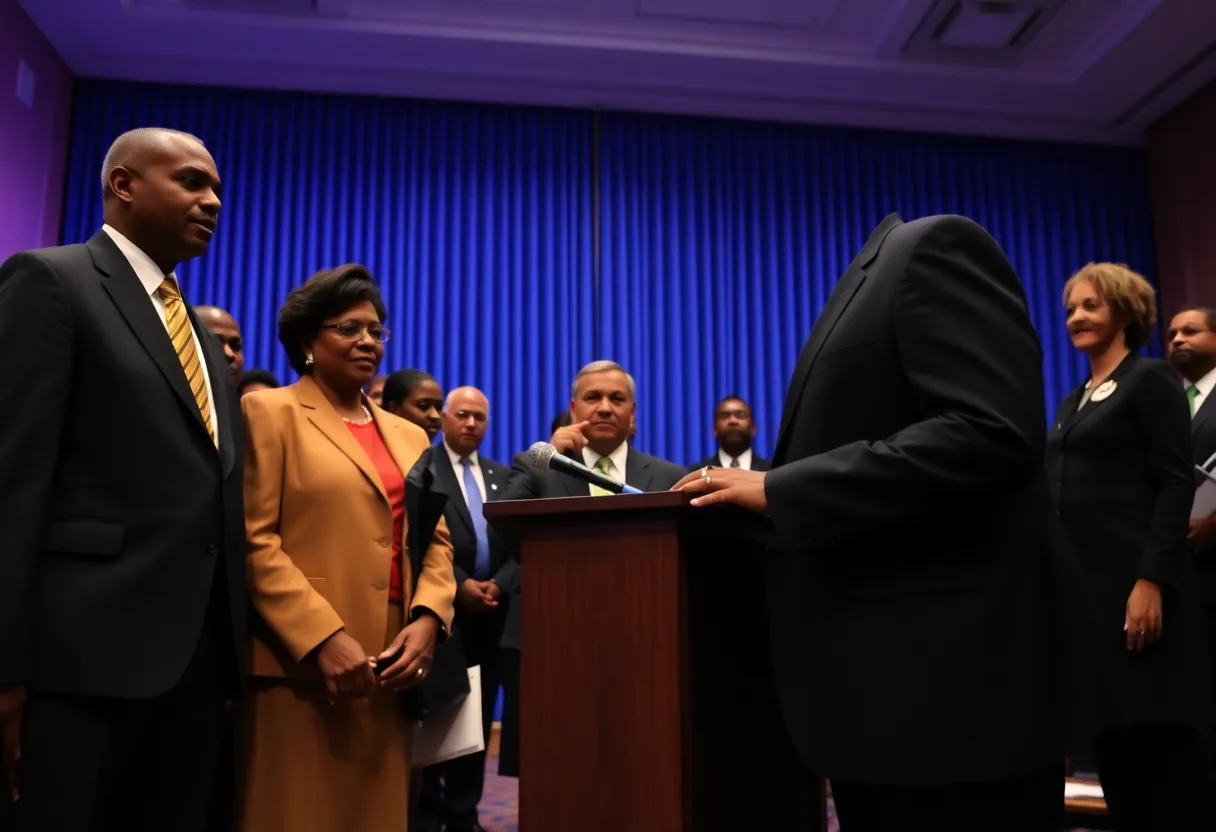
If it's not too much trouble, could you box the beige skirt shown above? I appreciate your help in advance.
[237,603,409,832]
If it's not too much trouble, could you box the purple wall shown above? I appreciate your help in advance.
[0,0,72,256]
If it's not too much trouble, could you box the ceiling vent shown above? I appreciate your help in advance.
[903,0,1065,65]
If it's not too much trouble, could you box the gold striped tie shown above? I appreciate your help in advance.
[158,277,214,440]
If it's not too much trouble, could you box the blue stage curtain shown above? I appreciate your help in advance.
[598,113,1158,465]
[61,81,595,462]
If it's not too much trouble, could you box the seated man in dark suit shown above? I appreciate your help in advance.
[689,394,772,472]
[414,387,510,832]
[493,360,685,778]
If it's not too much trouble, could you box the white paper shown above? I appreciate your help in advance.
[409,665,485,768]
[1191,465,1216,521]
[1064,781,1104,800]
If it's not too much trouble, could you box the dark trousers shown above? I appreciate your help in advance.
[831,764,1062,832]
[4,631,224,832]
[413,627,503,832]
[2,565,233,832]
[497,647,520,779]
[1095,724,1211,831]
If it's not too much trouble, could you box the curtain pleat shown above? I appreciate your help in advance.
[62,83,1156,467]
[597,114,1157,464]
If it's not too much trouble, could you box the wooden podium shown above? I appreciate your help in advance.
[484,490,825,832]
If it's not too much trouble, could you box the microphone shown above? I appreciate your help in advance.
[526,442,643,495]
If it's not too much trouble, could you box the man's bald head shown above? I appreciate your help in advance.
[100,128,206,197]
[99,127,222,275]
[194,304,244,380]
[441,386,490,457]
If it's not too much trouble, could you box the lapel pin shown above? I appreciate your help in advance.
[1091,380,1117,402]
[491,483,498,491]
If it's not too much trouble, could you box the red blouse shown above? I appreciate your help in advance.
[346,420,407,601]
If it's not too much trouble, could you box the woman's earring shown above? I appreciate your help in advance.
[305,353,314,366]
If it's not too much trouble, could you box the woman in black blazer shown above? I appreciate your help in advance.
[1047,263,1210,830]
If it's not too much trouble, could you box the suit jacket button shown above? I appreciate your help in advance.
[372,580,388,591]
[207,544,218,555]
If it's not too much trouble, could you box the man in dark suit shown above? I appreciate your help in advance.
[689,394,772,472]
[676,214,1090,830]
[0,128,245,831]
[415,386,510,832]
[495,360,686,778]
[1167,304,1216,767]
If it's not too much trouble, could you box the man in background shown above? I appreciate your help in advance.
[415,387,510,832]
[0,127,245,831]
[1167,304,1216,769]
[195,304,244,381]
[688,394,771,472]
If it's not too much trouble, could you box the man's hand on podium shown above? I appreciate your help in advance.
[673,467,768,514]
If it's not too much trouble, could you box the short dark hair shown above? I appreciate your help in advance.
[277,264,387,375]
[1176,305,1216,332]
[715,394,751,415]
[549,411,572,435]
[237,369,280,394]
[382,369,437,409]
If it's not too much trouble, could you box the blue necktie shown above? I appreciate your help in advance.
[461,457,491,579]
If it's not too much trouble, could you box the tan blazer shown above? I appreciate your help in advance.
[242,376,456,679]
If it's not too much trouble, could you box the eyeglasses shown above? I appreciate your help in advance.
[320,321,392,343]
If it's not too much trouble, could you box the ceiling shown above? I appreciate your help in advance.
[20,0,1216,145]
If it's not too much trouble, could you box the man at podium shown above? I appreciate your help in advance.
[675,214,1093,831]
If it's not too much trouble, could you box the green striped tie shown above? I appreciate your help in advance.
[590,456,614,496]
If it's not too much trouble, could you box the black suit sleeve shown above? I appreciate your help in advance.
[765,216,1045,550]
[0,253,74,683]
[492,453,537,592]
[1130,362,1196,590]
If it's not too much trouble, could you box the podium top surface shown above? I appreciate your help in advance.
[483,489,692,519]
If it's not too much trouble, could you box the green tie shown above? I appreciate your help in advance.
[1188,385,1201,417]
[590,456,614,497]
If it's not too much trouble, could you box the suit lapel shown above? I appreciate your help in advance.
[433,448,474,534]
[551,454,589,498]
[192,313,237,476]
[774,214,902,458]
[625,448,652,492]
[92,231,213,446]
[482,458,507,502]
[296,377,387,504]
[1061,353,1139,439]
[1194,392,1216,447]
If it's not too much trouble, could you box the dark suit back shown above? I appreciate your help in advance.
[0,231,245,697]
[1193,393,1216,603]
[764,214,1096,785]
[496,445,686,649]
[688,453,772,473]
[1045,353,1208,730]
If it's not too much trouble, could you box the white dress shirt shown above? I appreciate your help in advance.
[1189,366,1216,419]
[582,442,629,494]
[102,224,219,449]
[718,447,754,470]
[445,441,487,505]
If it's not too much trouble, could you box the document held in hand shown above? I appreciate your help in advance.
[1192,455,1216,521]
[409,665,485,768]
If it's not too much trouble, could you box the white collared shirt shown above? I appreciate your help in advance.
[445,441,486,505]
[102,224,219,449]
[582,442,629,494]
[1189,366,1216,419]
[718,447,754,470]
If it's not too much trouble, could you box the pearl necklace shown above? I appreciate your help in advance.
[341,405,374,426]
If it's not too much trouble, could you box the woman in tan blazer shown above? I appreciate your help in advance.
[238,264,456,832]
